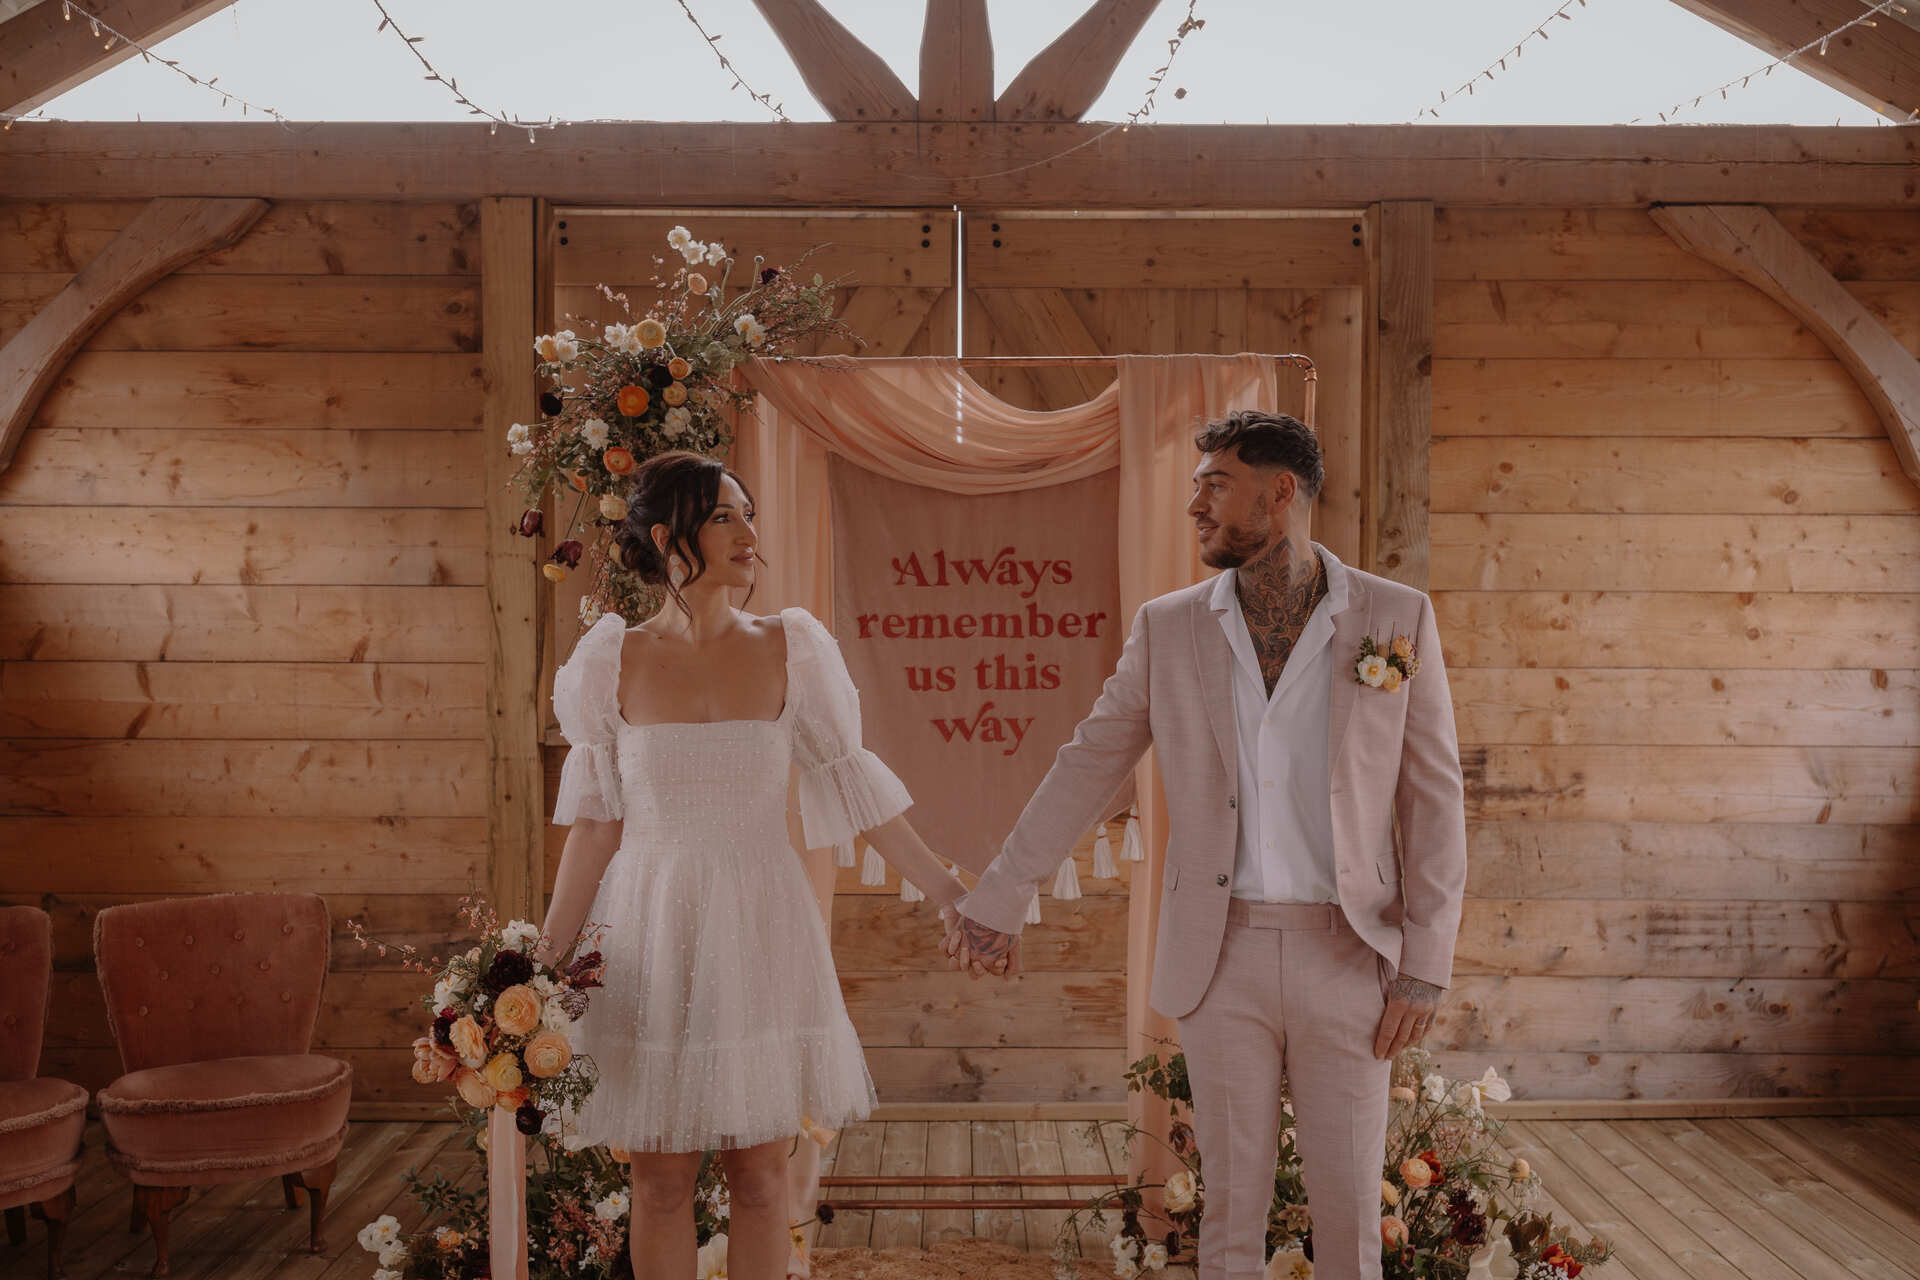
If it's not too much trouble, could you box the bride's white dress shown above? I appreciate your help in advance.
[550,606,906,1153]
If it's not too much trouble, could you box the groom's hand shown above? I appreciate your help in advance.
[941,909,1020,980]
[1374,975,1444,1060]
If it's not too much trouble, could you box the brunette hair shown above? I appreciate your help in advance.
[1193,409,1324,500]
[610,451,758,616]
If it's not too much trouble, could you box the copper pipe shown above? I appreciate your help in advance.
[819,1174,1121,1187]
[815,1198,1121,1210]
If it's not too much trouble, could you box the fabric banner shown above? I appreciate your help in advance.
[829,457,1126,874]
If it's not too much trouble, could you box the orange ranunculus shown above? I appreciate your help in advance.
[662,382,688,407]
[495,1086,529,1111]
[449,1015,488,1068]
[668,357,692,380]
[616,384,650,416]
[603,447,636,476]
[1380,1216,1409,1247]
[1542,1246,1583,1277]
[481,1052,523,1094]
[452,1066,497,1109]
[1417,1149,1446,1185]
[1399,1156,1434,1189]
[635,318,668,348]
[411,1036,458,1084]
[523,1030,574,1078]
[567,470,591,493]
[492,985,542,1036]
[541,563,568,583]
[608,1146,633,1164]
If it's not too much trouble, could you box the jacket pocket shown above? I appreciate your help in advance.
[1376,852,1400,883]
[1163,865,1179,892]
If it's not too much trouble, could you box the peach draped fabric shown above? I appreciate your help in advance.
[733,354,1279,1198]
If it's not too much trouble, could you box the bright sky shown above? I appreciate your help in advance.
[35,0,1891,127]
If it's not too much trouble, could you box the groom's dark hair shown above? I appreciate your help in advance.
[1194,410,1324,500]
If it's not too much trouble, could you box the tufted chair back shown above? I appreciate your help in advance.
[93,893,331,1073]
[0,905,52,1082]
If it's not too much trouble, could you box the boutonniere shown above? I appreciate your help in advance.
[1355,634,1420,692]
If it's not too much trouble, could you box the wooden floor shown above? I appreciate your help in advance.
[12,1116,1919,1278]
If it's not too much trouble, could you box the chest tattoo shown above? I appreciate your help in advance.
[1237,548,1327,698]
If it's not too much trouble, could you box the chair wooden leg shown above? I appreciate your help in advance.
[41,1186,76,1280]
[280,1173,304,1210]
[133,1185,187,1278]
[128,1192,144,1235]
[298,1161,337,1255]
[5,1205,26,1245]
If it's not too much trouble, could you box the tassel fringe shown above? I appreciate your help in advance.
[835,841,856,868]
[900,876,925,903]
[1120,806,1145,862]
[861,846,888,886]
[1051,856,1082,901]
[1026,892,1043,925]
[1091,823,1117,879]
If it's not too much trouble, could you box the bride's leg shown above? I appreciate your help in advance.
[719,1139,793,1280]
[627,1150,703,1280]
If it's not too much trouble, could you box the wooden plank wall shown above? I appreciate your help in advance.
[0,199,489,1108]
[1428,207,1920,1099]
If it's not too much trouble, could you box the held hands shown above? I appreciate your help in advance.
[1374,974,1445,1060]
[938,903,1021,980]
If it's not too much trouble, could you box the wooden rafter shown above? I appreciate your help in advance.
[1,0,240,116]
[1667,0,1920,121]
[4,123,1917,207]
[1651,203,1920,489]
[918,0,993,121]
[0,196,266,474]
[1363,201,1434,586]
[747,0,914,122]
[997,0,1163,121]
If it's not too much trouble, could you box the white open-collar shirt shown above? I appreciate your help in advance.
[1208,544,1349,904]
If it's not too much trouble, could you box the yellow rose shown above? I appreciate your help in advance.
[523,1030,574,1079]
[449,1015,488,1068]
[1399,1157,1434,1189]
[1163,1168,1198,1213]
[636,318,668,349]
[1381,667,1404,693]
[492,984,542,1037]
[1381,1178,1400,1207]
[481,1052,523,1094]
[1391,635,1413,660]
[453,1067,497,1109]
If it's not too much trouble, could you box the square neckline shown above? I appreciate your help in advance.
[612,613,796,732]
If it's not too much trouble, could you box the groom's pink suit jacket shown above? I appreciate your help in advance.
[958,560,1469,1018]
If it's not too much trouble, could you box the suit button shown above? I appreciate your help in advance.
[1216,874,1229,886]
[1227,796,1237,809]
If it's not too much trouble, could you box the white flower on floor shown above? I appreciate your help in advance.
[1467,1236,1517,1280]
[593,1189,630,1221]
[356,1215,401,1252]
[506,423,533,456]
[733,313,768,346]
[1163,1168,1198,1213]
[1451,1066,1513,1114]
[583,1243,599,1265]
[373,1270,401,1280]
[1266,1246,1312,1279]
[1141,1241,1168,1271]
[561,1128,594,1153]
[696,1232,729,1279]
[500,919,542,952]
[1110,1233,1142,1279]
[1421,1073,1449,1103]
[377,1242,408,1268]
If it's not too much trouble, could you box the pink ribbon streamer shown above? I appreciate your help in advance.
[486,1109,530,1280]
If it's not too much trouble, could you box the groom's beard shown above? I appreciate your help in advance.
[1199,498,1273,569]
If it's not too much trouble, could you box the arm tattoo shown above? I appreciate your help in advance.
[1235,536,1327,696]
[1388,975,1443,1007]
[962,918,1016,961]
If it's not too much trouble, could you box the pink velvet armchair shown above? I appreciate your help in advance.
[93,893,352,1277]
[0,905,87,1280]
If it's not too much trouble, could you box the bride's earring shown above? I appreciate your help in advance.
[668,555,689,589]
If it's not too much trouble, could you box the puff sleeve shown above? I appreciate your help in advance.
[784,607,913,852]
[550,613,628,825]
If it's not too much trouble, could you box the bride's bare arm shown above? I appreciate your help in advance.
[535,817,622,969]
[859,815,969,910]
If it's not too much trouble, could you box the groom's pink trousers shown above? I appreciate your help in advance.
[1176,900,1393,1280]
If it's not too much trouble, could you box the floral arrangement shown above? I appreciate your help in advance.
[1356,633,1420,693]
[1055,1046,1611,1280]
[508,225,856,623]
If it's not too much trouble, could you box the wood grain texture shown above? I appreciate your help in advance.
[747,0,915,121]
[965,213,1367,288]
[1365,201,1433,585]
[551,211,953,288]
[0,0,241,115]
[919,0,994,122]
[1651,204,1920,486]
[838,971,1126,1046]
[995,0,1163,121]
[0,197,267,472]
[1667,0,1920,121]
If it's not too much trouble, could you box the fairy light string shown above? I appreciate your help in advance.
[1413,0,1589,121]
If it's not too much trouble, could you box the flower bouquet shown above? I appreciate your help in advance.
[1056,1046,1612,1279]
[508,224,857,623]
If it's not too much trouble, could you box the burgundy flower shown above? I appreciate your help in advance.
[558,988,590,1019]
[515,1102,545,1136]
[482,948,534,995]
[760,267,780,284]
[540,390,564,417]
[517,508,545,538]
[816,1204,836,1225]
[551,539,584,569]
[1163,1230,1180,1256]
[433,1008,456,1048]
[566,951,604,986]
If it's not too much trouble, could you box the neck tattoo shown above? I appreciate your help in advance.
[1235,536,1326,697]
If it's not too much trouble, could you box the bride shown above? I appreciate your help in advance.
[533,450,977,1280]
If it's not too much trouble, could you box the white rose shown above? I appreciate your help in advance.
[432,978,455,1014]
[733,313,767,346]
[1142,1242,1168,1271]
[500,920,541,952]
[1267,1247,1313,1279]
[1421,1073,1449,1103]
[378,1242,408,1268]
[696,1232,729,1279]
[541,998,575,1032]
[553,329,579,363]
[531,973,561,998]
[705,241,727,265]
[663,406,692,438]
[561,1129,594,1152]
[667,225,694,254]
[1163,1169,1197,1213]
[534,333,561,362]
[580,416,610,450]
[680,239,708,267]
[602,322,631,350]
[506,422,532,456]
[1110,1235,1140,1263]
[1358,654,1388,687]
[594,1190,630,1221]
[373,1271,401,1280]
[357,1215,401,1253]
[448,967,472,995]
[1114,1255,1142,1280]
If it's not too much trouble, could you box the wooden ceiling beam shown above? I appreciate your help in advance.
[997,0,1163,121]
[1667,0,1920,121]
[1651,203,1920,488]
[918,0,994,121]
[2,122,1916,207]
[1,0,240,116]
[747,0,914,122]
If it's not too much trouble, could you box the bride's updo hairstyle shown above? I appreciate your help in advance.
[610,450,760,617]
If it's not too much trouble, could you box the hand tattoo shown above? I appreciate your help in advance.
[1236,537,1327,696]
[1388,975,1443,1007]
[962,918,1017,964]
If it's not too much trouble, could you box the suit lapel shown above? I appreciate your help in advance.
[1327,575,1370,773]
[1189,590,1239,783]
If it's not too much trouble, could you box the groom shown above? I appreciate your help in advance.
[943,410,1467,1280]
